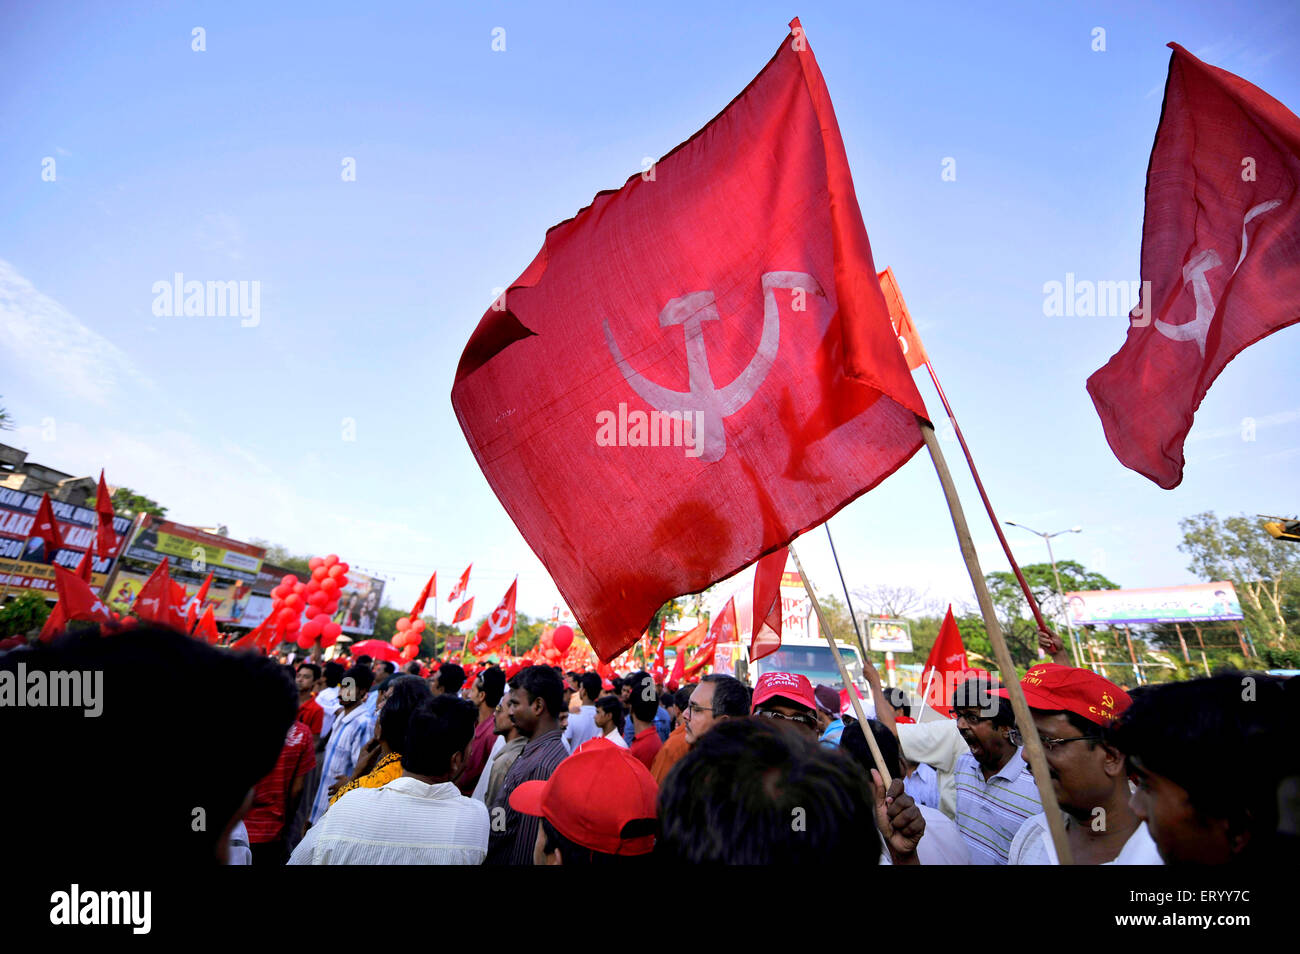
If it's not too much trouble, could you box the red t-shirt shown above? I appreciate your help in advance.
[629,726,663,770]
[244,721,317,844]
[297,697,324,736]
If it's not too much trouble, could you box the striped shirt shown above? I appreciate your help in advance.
[953,749,1042,865]
[309,703,375,824]
[485,728,568,865]
[288,777,489,865]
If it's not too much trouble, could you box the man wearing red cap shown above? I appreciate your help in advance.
[511,738,658,864]
[999,665,1161,865]
[750,672,820,741]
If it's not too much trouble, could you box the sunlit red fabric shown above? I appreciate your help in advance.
[917,605,969,718]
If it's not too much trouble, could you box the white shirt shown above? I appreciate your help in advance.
[897,719,966,820]
[316,686,343,738]
[603,727,629,748]
[289,776,489,865]
[562,704,601,750]
[227,820,252,865]
[1009,814,1164,865]
[472,735,506,802]
[880,805,972,866]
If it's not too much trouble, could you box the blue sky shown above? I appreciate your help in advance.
[2,0,1297,626]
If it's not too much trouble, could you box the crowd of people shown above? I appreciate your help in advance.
[3,623,1296,866]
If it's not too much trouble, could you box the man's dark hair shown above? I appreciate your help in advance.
[375,660,397,678]
[1,625,294,865]
[540,817,654,866]
[952,672,1014,728]
[594,694,625,735]
[403,661,423,676]
[479,666,506,708]
[628,671,658,723]
[657,717,879,864]
[700,674,750,716]
[403,695,478,778]
[340,663,374,701]
[379,675,434,755]
[882,687,910,718]
[353,654,373,668]
[675,686,695,710]
[516,664,565,718]
[578,672,602,703]
[611,676,625,694]
[838,717,903,781]
[297,662,321,682]
[1106,671,1297,862]
[436,663,467,695]
[323,661,346,688]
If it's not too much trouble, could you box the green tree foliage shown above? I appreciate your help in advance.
[0,397,13,431]
[87,487,167,518]
[1178,512,1300,650]
[0,590,51,638]
[983,561,1119,668]
[248,540,312,577]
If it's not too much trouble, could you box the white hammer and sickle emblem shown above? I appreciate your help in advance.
[487,606,513,637]
[1155,199,1280,355]
[603,271,824,462]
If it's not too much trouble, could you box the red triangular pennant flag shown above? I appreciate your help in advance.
[450,20,926,661]
[229,617,271,653]
[1087,44,1300,489]
[133,559,176,625]
[194,571,214,607]
[452,595,475,625]
[750,547,787,663]
[53,564,113,625]
[650,629,667,684]
[38,601,66,643]
[666,619,706,648]
[877,267,930,371]
[95,470,118,559]
[410,572,437,618]
[469,582,517,657]
[75,548,94,584]
[194,605,221,644]
[685,597,735,680]
[667,641,686,690]
[917,605,969,718]
[448,565,471,604]
[185,600,199,635]
[28,493,62,562]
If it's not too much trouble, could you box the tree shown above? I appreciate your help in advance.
[0,590,51,638]
[1179,512,1300,650]
[88,487,167,518]
[0,397,13,431]
[248,540,312,577]
[985,561,1120,668]
[853,584,937,620]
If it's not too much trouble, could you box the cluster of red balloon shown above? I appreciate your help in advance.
[270,554,348,650]
[391,616,426,662]
[537,624,574,664]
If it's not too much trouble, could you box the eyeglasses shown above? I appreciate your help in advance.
[755,709,819,730]
[953,709,992,725]
[1008,727,1102,751]
[687,702,716,717]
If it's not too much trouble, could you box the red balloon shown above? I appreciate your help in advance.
[324,554,339,567]
[282,574,298,587]
[325,600,339,615]
[328,564,345,579]
[553,625,574,654]
[308,556,323,570]
[285,594,304,610]
[120,616,138,629]
[321,631,339,648]
[338,562,350,574]
[296,633,314,649]
[400,644,418,661]
[336,576,349,588]
[311,567,328,582]
[304,606,321,620]
[293,582,306,596]
[322,622,342,641]
[410,619,425,632]
[306,591,326,607]
[395,617,411,631]
[320,577,339,595]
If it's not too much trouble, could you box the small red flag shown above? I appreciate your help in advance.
[230,617,271,653]
[1087,44,1300,489]
[133,559,176,626]
[877,268,929,371]
[667,642,686,690]
[666,619,707,648]
[448,565,471,604]
[194,571,214,607]
[750,547,787,663]
[184,600,199,635]
[75,548,94,584]
[469,581,517,657]
[95,471,118,559]
[53,564,113,626]
[650,630,667,684]
[410,572,437,618]
[38,601,66,643]
[685,597,736,680]
[451,20,927,661]
[28,493,61,562]
[451,596,475,625]
[917,605,969,718]
[194,605,221,644]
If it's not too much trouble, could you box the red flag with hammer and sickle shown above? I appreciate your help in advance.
[451,19,928,661]
[1088,43,1300,489]
[469,580,516,657]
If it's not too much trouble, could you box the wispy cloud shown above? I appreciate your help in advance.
[1185,409,1300,444]
[0,259,151,405]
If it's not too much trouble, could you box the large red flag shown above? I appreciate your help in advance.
[451,596,475,625]
[452,20,926,660]
[1087,43,1300,489]
[448,565,471,604]
[95,470,118,559]
[53,564,113,626]
[750,546,787,663]
[75,547,94,584]
[133,559,176,625]
[28,493,61,562]
[410,572,436,618]
[194,605,221,644]
[469,582,517,656]
[184,600,199,635]
[917,605,969,718]
[685,597,736,680]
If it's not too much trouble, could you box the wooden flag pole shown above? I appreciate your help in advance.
[917,416,1074,865]
[788,543,893,788]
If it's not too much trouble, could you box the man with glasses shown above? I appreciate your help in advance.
[998,665,1160,864]
[895,671,1040,864]
[751,672,821,741]
[681,674,750,748]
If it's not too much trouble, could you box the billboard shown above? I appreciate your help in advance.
[1065,582,1244,625]
[104,568,256,624]
[0,487,133,597]
[331,569,384,637]
[866,617,913,653]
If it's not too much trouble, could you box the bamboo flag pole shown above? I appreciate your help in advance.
[788,543,892,788]
[917,416,1074,866]
[824,523,870,662]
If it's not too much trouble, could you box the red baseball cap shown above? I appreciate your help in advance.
[995,664,1131,726]
[508,738,658,856]
[751,672,816,712]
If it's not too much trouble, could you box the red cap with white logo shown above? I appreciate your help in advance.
[751,671,816,712]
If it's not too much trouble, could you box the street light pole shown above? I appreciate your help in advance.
[1006,522,1086,670]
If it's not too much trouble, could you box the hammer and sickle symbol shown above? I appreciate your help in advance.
[603,271,824,463]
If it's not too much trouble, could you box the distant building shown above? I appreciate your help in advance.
[0,443,95,506]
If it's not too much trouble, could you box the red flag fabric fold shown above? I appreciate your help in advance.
[29,493,61,562]
[750,547,787,663]
[53,564,113,626]
[451,19,926,661]
[451,596,475,625]
[469,582,517,657]
[448,565,471,604]
[686,597,736,680]
[95,471,118,559]
[917,605,969,718]
[1087,43,1300,488]
[877,268,930,371]
[194,605,221,644]
[75,548,94,584]
[230,618,271,653]
[410,572,437,618]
